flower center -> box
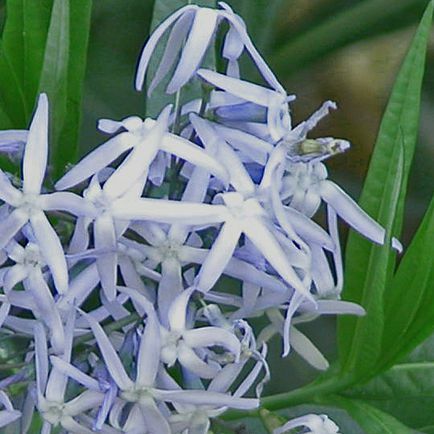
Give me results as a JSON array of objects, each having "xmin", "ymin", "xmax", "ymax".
[
  {"xmin": 121, "ymin": 386, "xmax": 153, "ymax": 403},
  {"xmin": 41, "ymin": 401, "xmax": 65, "ymax": 425}
]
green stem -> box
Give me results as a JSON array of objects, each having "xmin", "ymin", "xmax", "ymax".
[{"xmin": 222, "ymin": 375, "xmax": 352, "ymax": 421}]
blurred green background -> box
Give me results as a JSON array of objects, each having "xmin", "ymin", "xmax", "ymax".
[{"xmin": 78, "ymin": 0, "xmax": 434, "ymax": 394}]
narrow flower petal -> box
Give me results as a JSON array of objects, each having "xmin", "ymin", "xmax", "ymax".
[
  {"xmin": 184, "ymin": 327, "xmax": 240, "ymax": 356},
  {"xmin": 243, "ymin": 218, "xmax": 313, "ymax": 302},
  {"xmin": 23, "ymin": 93, "xmax": 48, "ymax": 195},
  {"xmin": 104, "ymin": 106, "xmax": 171, "ymax": 199},
  {"xmin": 290, "ymin": 326, "xmax": 329, "ymax": 370},
  {"xmin": 320, "ymin": 180, "xmax": 386, "ymax": 246},
  {"xmin": 167, "ymin": 8, "xmax": 219, "ymax": 93},
  {"xmin": 195, "ymin": 220, "xmax": 242, "ymax": 292},
  {"xmin": 54, "ymin": 132, "xmax": 132, "ymax": 190},
  {"xmin": 148, "ymin": 10, "xmax": 195, "ymax": 95},
  {"xmin": 156, "ymin": 389, "xmax": 259, "ymax": 409},
  {"xmin": 4, "ymin": 264, "xmax": 28, "ymax": 292},
  {"xmin": 34, "ymin": 322, "xmax": 49, "ymax": 395},
  {"xmin": 139, "ymin": 398, "xmax": 171, "ymax": 434},
  {"xmin": 158, "ymin": 258, "xmax": 183, "ymax": 327},
  {"xmin": 135, "ymin": 5, "xmax": 197, "ymax": 90},
  {"xmin": 167, "ymin": 287, "xmax": 194, "ymax": 332},
  {"xmin": 197, "ymin": 69, "xmax": 284, "ymax": 109},
  {"xmin": 112, "ymin": 198, "xmax": 228, "ymax": 225},
  {"xmin": 30, "ymin": 211, "xmax": 68, "ymax": 294},
  {"xmin": 178, "ymin": 344, "xmax": 219, "ymax": 378},
  {"xmin": 39, "ymin": 192, "xmax": 96, "ymax": 217},
  {"xmin": 49, "ymin": 356, "xmax": 100, "ymax": 390},
  {"xmin": 0, "ymin": 409, "xmax": 21, "ymax": 429},
  {"xmin": 0, "ymin": 169, "xmax": 22, "ymax": 205},
  {"xmin": 0, "ymin": 208, "xmax": 28, "ymax": 249},
  {"xmin": 94, "ymin": 214, "xmax": 118, "ymax": 301},
  {"xmin": 161, "ymin": 133, "xmax": 229, "ymax": 184},
  {"xmin": 79, "ymin": 309, "xmax": 134, "ymax": 391}
]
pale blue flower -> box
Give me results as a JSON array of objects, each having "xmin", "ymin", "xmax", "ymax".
[
  {"xmin": 274, "ymin": 413, "xmax": 341, "ymax": 434},
  {"xmin": 135, "ymin": 2, "xmax": 284, "ymax": 95},
  {"xmin": 0, "ymin": 94, "xmax": 94, "ymax": 294}
]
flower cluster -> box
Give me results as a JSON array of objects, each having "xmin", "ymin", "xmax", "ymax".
[{"xmin": 0, "ymin": 2, "xmax": 399, "ymax": 433}]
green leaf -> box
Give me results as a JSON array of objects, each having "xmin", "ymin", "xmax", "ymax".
[
  {"xmin": 270, "ymin": 0, "xmax": 429, "ymax": 76},
  {"xmin": 344, "ymin": 351, "xmax": 434, "ymax": 430},
  {"xmin": 0, "ymin": 0, "xmax": 52, "ymax": 127},
  {"xmin": 379, "ymin": 194, "xmax": 434, "ymax": 370},
  {"xmin": 338, "ymin": 1, "xmax": 433, "ymax": 381},
  {"xmin": 145, "ymin": 0, "xmax": 216, "ymax": 118},
  {"xmin": 38, "ymin": 0, "xmax": 92, "ymax": 179},
  {"xmin": 0, "ymin": 0, "xmax": 92, "ymax": 177},
  {"xmin": 327, "ymin": 395, "xmax": 420, "ymax": 434}
]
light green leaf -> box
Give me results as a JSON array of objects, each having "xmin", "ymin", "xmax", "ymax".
[
  {"xmin": 378, "ymin": 194, "xmax": 434, "ymax": 371},
  {"xmin": 326, "ymin": 395, "xmax": 420, "ymax": 434},
  {"xmin": 0, "ymin": 0, "xmax": 92, "ymax": 177},
  {"xmin": 338, "ymin": 1, "xmax": 433, "ymax": 381},
  {"xmin": 145, "ymin": 0, "xmax": 216, "ymax": 118},
  {"xmin": 270, "ymin": 0, "xmax": 428, "ymax": 76},
  {"xmin": 38, "ymin": 0, "xmax": 92, "ymax": 179}
]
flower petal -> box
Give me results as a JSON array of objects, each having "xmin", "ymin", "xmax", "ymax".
[
  {"xmin": 54, "ymin": 132, "xmax": 132, "ymax": 190},
  {"xmin": 0, "ymin": 169, "xmax": 22, "ymax": 206},
  {"xmin": 184, "ymin": 326, "xmax": 240, "ymax": 356},
  {"xmin": 167, "ymin": 287, "xmax": 194, "ymax": 332},
  {"xmin": 135, "ymin": 5, "xmax": 197, "ymax": 91},
  {"xmin": 177, "ymin": 344, "xmax": 219, "ymax": 378},
  {"xmin": 94, "ymin": 214, "xmax": 118, "ymax": 301},
  {"xmin": 112, "ymin": 198, "xmax": 228, "ymax": 225},
  {"xmin": 39, "ymin": 192, "xmax": 96, "ymax": 217},
  {"xmin": 104, "ymin": 106, "xmax": 171, "ymax": 199},
  {"xmin": 158, "ymin": 258, "xmax": 183, "ymax": 327},
  {"xmin": 138, "ymin": 398, "xmax": 171, "ymax": 434},
  {"xmin": 166, "ymin": 8, "xmax": 219, "ymax": 94},
  {"xmin": 23, "ymin": 93, "xmax": 48, "ymax": 195},
  {"xmin": 319, "ymin": 180, "xmax": 386, "ymax": 246},
  {"xmin": 148, "ymin": 10, "xmax": 195, "ymax": 95},
  {"xmin": 79, "ymin": 309, "xmax": 134, "ymax": 391},
  {"xmin": 30, "ymin": 211, "xmax": 68, "ymax": 294},
  {"xmin": 161, "ymin": 132, "xmax": 229, "ymax": 184},
  {"xmin": 0, "ymin": 208, "xmax": 28, "ymax": 249},
  {"xmin": 243, "ymin": 218, "xmax": 313, "ymax": 302},
  {"xmin": 49, "ymin": 356, "xmax": 100, "ymax": 391}
]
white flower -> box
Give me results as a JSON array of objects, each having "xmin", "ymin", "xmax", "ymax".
[
  {"xmin": 0, "ymin": 94, "xmax": 95, "ymax": 294},
  {"xmin": 160, "ymin": 288, "xmax": 241, "ymax": 378},
  {"xmin": 197, "ymin": 69, "xmax": 292, "ymax": 141},
  {"xmin": 135, "ymin": 2, "xmax": 284, "ymax": 95},
  {"xmin": 55, "ymin": 105, "xmax": 229, "ymax": 191},
  {"xmin": 274, "ymin": 413, "xmax": 340, "ymax": 434}
]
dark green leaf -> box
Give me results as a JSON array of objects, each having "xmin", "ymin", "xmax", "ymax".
[
  {"xmin": 145, "ymin": 0, "xmax": 216, "ymax": 118},
  {"xmin": 344, "ymin": 355, "xmax": 434, "ymax": 430},
  {"xmin": 270, "ymin": 0, "xmax": 428, "ymax": 76},
  {"xmin": 338, "ymin": 1, "xmax": 433, "ymax": 381},
  {"xmin": 327, "ymin": 395, "xmax": 420, "ymax": 433}
]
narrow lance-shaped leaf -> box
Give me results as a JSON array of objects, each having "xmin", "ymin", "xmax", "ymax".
[
  {"xmin": 338, "ymin": 1, "xmax": 433, "ymax": 381},
  {"xmin": 38, "ymin": 0, "xmax": 92, "ymax": 179},
  {"xmin": 0, "ymin": 0, "xmax": 52, "ymax": 127},
  {"xmin": 379, "ymin": 194, "xmax": 434, "ymax": 371}
]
